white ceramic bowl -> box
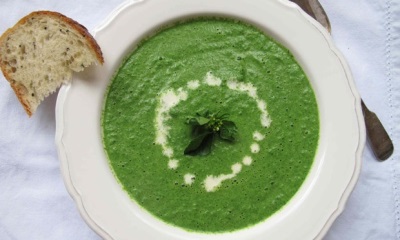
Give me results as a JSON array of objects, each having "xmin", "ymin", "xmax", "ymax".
[{"xmin": 55, "ymin": 0, "xmax": 365, "ymax": 239}]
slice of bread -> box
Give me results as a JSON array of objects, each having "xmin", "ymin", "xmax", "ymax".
[{"xmin": 0, "ymin": 11, "xmax": 104, "ymax": 116}]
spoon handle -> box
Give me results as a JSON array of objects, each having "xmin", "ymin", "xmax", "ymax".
[
  {"xmin": 290, "ymin": 0, "xmax": 394, "ymax": 161},
  {"xmin": 291, "ymin": 0, "xmax": 331, "ymax": 32},
  {"xmin": 361, "ymin": 101, "xmax": 394, "ymax": 160}
]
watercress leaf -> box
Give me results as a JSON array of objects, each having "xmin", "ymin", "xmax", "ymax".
[{"xmin": 184, "ymin": 132, "xmax": 214, "ymax": 156}]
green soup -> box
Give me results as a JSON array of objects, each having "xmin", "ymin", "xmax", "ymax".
[{"xmin": 102, "ymin": 18, "xmax": 319, "ymax": 232}]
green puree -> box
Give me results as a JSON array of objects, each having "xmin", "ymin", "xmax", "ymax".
[{"xmin": 102, "ymin": 19, "xmax": 319, "ymax": 232}]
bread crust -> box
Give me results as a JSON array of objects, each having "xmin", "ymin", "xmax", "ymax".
[{"xmin": 0, "ymin": 11, "xmax": 104, "ymax": 116}]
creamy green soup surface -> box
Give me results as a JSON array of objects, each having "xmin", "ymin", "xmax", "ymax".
[{"xmin": 102, "ymin": 18, "xmax": 319, "ymax": 233}]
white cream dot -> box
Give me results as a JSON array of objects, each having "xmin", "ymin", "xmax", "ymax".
[
  {"xmin": 231, "ymin": 163, "xmax": 242, "ymax": 174},
  {"xmin": 204, "ymin": 175, "xmax": 222, "ymax": 192},
  {"xmin": 203, "ymin": 163, "xmax": 243, "ymax": 192},
  {"xmin": 160, "ymin": 90, "xmax": 180, "ymax": 109},
  {"xmin": 242, "ymin": 156, "xmax": 253, "ymax": 166},
  {"xmin": 227, "ymin": 80, "xmax": 238, "ymax": 90},
  {"xmin": 155, "ymin": 134, "xmax": 167, "ymax": 145},
  {"xmin": 261, "ymin": 114, "xmax": 272, "ymax": 127},
  {"xmin": 163, "ymin": 147, "xmax": 174, "ymax": 158},
  {"xmin": 168, "ymin": 159, "xmax": 179, "ymax": 170},
  {"xmin": 257, "ymin": 99, "xmax": 266, "ymax": 111},
  {"xmin": 177, "ymin": 88, "xmax": 188, "ymax": 100},
  {"xmin": 184, "ymin": 173, "xmax": 196, "ymax": 185},
  {"xmin": 251, "ymin": 143, "xmax": 260, "ymax": 153},
  {"xmin": 187, "ymin": 80, "xmax": 200, "ymax": 89},
  {"xmin": 246, "ymin": 84, "xmax": 257, "ymax": 98},
  {"xmin": 205, "ymin": 72, "xmax": 222, "ymax": 86},
  {"xmin": 253, "ymin": 131, "xmax": 265, "ymax": 141}
]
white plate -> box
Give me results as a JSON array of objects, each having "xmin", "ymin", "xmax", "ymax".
[{"xmin": 55, "ymin": 0, "xmax": 365, "ymax": 239}]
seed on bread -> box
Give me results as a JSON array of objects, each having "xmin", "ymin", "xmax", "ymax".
[{"xmin": 0, "ymin": 11, "xmax": 104, "ymax": 116}]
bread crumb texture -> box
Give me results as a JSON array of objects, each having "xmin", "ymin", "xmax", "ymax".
[{"xmin": 0, "ymin": 11, "xmax": 103, "ymax": 116}]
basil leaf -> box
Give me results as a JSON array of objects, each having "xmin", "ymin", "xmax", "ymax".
[
  {"xmin": 196, "ymin": 116, "xmax": 210, "ymax": 125},
  {"xmin": 219, "ymin": 120, "xmax": 238, "ymax": 142},
  {"xmin": 184, "ymin": 111, "xmax": 238, "ymax": 156},
  {"xmin": 192, "ymin": 125, "xmax": 208, "ymax": 136},
  {"xmin": 184, "ymin": 132, "xmax": 214, "ymax": 156},
  {"xmin": 186, "ymin": 117, "xmax": 198, "ymax": 125},
  {"xmin": 187, "ymin": 115, "xmax": 210, "ymax": 126}
]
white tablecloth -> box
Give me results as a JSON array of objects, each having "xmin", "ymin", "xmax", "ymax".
[{"xmin": 0, "ymin": 0, "xmax": 399, "ymax": 239}]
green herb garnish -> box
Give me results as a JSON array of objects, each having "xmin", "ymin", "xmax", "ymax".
[{"xmin": 184, "ymin": 111, "xmax": 238, "ymax": 156}]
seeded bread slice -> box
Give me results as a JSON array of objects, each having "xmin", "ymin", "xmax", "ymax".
[{"xmin": 0, "ymin": 11, "xmax": 104, "ymax": 116}]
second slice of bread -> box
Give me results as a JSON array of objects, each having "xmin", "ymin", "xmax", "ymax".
[{"xmin": 0, "ymin": 11, "xmax": 104, "ymax": 116}]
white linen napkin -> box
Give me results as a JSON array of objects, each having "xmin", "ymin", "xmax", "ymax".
[
  {"xmin": 321, "ymin": 0, "xmax": 400, "ymax": 239},
  {"xmin": 0, "ymin": 1, "xmax": 123, "ymax": 239},
  {"xmin": 0, "ymin": 0, "xmax": 398, "ymax": 239}
]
